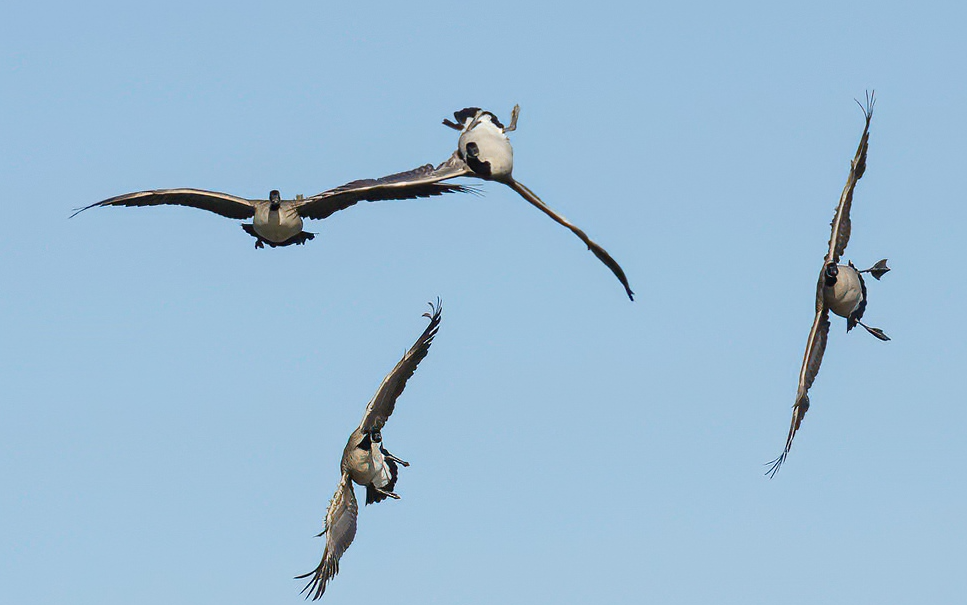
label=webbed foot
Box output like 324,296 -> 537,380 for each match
858,321 -> 890,341
861,259 -> 890,280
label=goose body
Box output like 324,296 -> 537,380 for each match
297,301 -> 442,600
457,112 -> 514,180
824,263 -> 863,318
343,429 -> 398,501
252,200 -> 304,244
343,431 -> 381,485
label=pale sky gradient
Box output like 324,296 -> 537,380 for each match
3,1 -> 966,603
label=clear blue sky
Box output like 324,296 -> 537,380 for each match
2,1 -> 966,603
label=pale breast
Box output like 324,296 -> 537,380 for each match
345,443 -> 395,488
253,204 -> 304,243
345,446 -> 378,486
824,264 -> 863,318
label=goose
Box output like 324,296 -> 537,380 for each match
296,300 -> 442,600
70,165 -> 474,248
766,92 -> 890,478
428,105 -> 634,300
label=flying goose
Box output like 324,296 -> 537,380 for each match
767,92 -> 890,478
297,300 -> 442,600
429,105 -> 634,300
70,165 -> 474,248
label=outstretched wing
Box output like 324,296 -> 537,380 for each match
296,472 -> 358,600
826,91 -> 874,264
293,164 -> 476,221
359,300 -> 443,434
767,275 -> 831,477
506,180 -> 635,301
70,188 -> 257,220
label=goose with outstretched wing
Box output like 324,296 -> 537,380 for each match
428,105 -> 634,300
71,165 -> 473,248
767,92 -> 891,478
297,301 -> 442,600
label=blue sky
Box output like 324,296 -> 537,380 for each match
2,1 -> 966,603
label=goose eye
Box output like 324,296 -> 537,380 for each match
465,141 -> 480,158
371,430 -> 382,443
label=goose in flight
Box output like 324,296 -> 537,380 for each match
71,165 -> 474,248
766,92 -> 890,478
296,300 -> 442,600
429,105 -> 634,300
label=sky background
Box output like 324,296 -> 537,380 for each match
2,1 -> 966,603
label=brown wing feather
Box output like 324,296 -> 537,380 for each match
296,472 -> 358,600
507,180 -> 635,301
70,188 -> 256,220
294,164 -> 475,220
359,301 -> 443,434
767,276 -> 831,477
826,91 -> 874,264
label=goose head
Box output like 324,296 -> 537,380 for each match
269,190 -> 282,211
823,262 -> 839,287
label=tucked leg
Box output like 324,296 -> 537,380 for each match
373,486 -> 400,500
241,223 -> 270,249
383,450 -> 410,467
287,231 -> 316,246
271,231 -> 316,247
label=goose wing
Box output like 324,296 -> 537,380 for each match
826,92 -> 874,264
506,179 -> 635,301
293,164 -> 475,220
767,275 -> 831,477
71,188 -> 256,220
358,300 -> 443,434
297,472 -> 358,600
